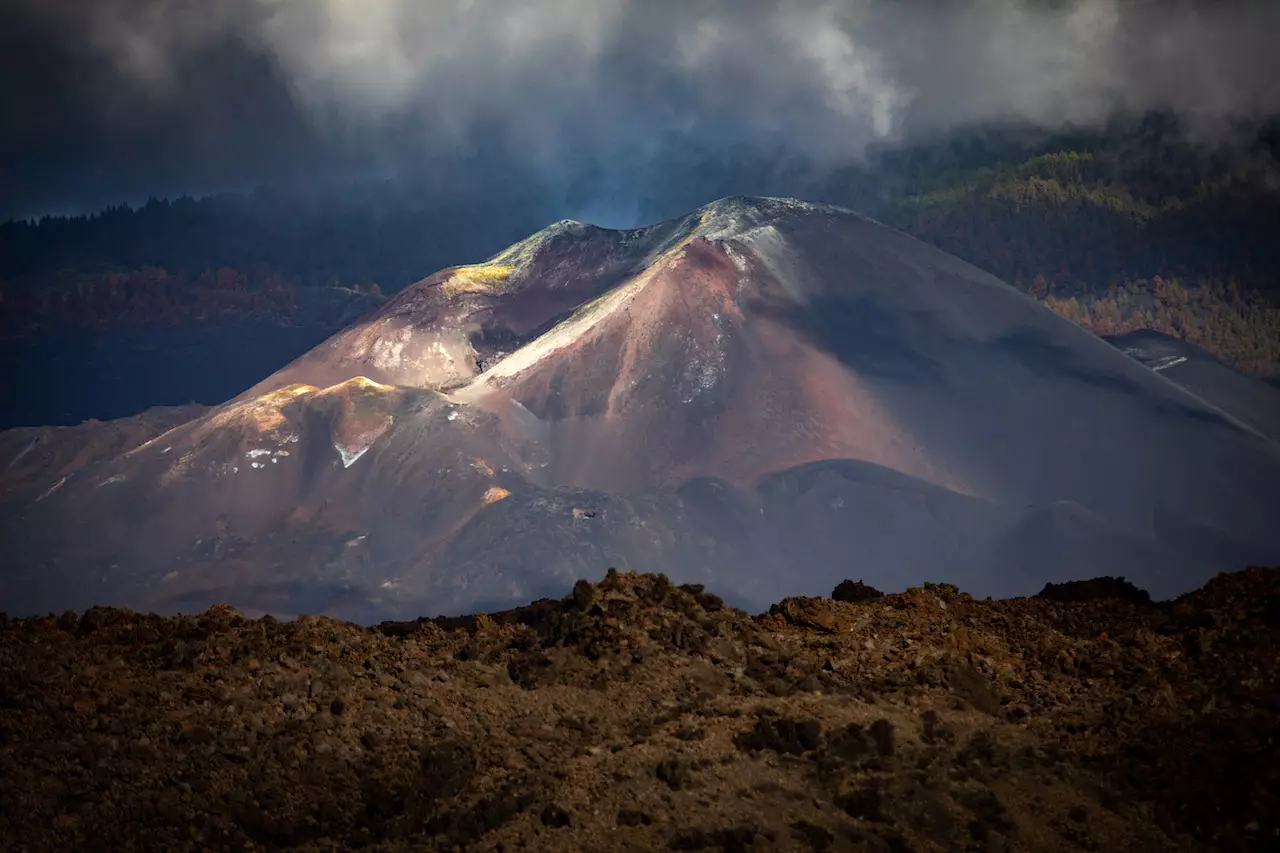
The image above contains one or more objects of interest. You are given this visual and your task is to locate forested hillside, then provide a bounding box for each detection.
[876,121,1280,375]
[0,187,545,334]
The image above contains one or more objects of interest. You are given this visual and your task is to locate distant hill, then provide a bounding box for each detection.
[0,276,384,430]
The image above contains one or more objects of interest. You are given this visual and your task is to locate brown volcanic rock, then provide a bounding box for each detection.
[1,567,1277,852]
[831,579,885,603]
[1036,576,1152,605]
[4,197,1280,619]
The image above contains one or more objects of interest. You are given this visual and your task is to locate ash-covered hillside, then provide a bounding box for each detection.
[3,197,1279,621]
[1103,329,1280,443]
[1,567,1277,852]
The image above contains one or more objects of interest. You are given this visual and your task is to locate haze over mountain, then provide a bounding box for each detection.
[5,1,1280,219]
[4,197,1277,621]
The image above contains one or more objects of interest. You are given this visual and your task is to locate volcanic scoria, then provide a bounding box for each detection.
[1,567,1277,852]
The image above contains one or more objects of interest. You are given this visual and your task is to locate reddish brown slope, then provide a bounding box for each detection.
[456,233,961,494]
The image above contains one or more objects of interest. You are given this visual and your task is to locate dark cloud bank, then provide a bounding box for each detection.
[2,0,1279,221]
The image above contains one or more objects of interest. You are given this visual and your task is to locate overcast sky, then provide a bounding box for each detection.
[2,0,1278,220]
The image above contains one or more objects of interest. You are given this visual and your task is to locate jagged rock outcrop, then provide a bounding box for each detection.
[1,567,1276,852]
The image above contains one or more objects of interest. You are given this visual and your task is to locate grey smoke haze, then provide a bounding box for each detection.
[2,0,1278,219]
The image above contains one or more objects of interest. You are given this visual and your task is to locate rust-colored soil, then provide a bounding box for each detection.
[2,567,1276,852]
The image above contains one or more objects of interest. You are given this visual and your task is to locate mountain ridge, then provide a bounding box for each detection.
[2,196,1278,621]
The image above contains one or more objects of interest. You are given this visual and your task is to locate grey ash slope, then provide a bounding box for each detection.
[2,197,1278,620]
[1104,329,1280,443]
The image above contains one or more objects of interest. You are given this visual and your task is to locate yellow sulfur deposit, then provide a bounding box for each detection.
[441,264,516,296]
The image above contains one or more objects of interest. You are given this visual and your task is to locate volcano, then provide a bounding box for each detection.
[3,197,1278,620]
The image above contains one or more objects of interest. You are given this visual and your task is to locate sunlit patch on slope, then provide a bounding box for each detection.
[440,263,517,297]
[483,219,592,269]
[481,485,511,506]
[205,384,318,435]
[694,197,847,241]
[315,376,400,469]
[326,376,391,393]
[332,314,480,389]
[132,386,320,484]
[718,241,750,275]
[36,475,68,502]
[733,225,816,304]
[369,326,412,371]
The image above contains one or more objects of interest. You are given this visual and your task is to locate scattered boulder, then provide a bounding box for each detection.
[831,579,885,603]
[1036,576,1152,604]
[735,716,823,756]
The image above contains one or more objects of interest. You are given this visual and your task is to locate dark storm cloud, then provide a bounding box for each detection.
[2,0,1279,219]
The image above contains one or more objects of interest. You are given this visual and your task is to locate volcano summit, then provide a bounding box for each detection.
[3,197,1278,620]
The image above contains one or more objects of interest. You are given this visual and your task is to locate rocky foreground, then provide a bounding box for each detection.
[1,569,1277,853]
